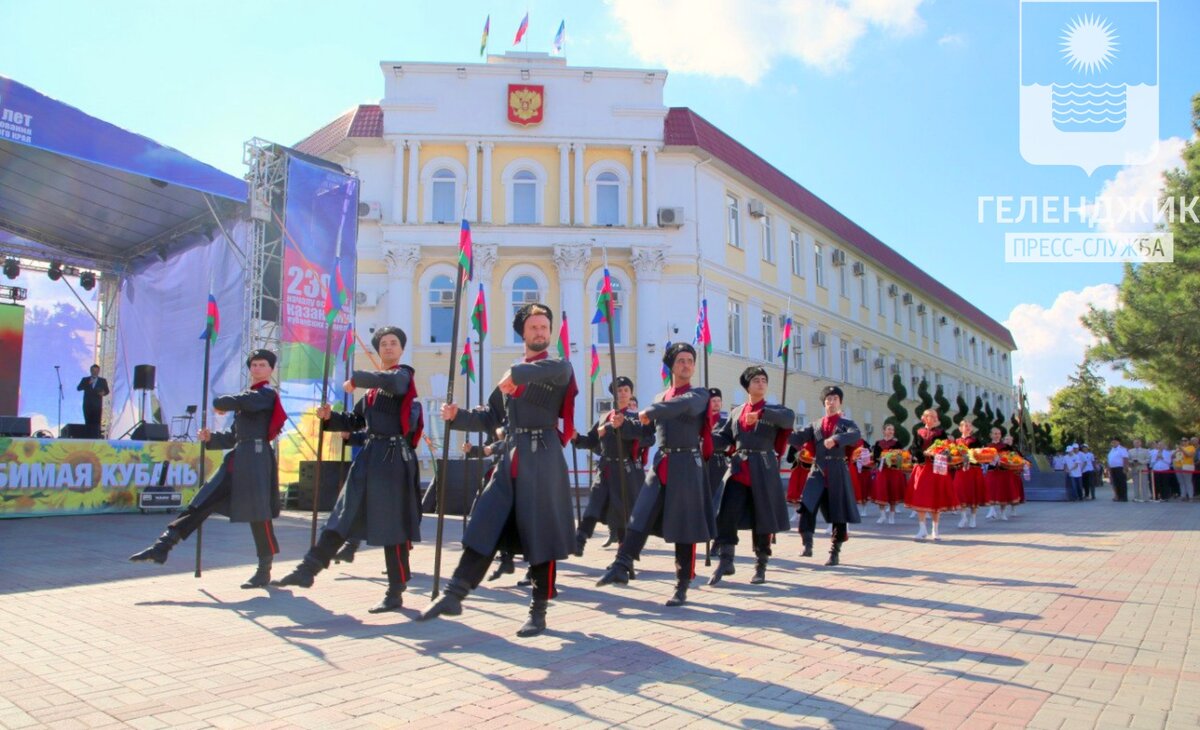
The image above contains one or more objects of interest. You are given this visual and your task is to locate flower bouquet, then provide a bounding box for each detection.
[969,446,999,465]
[925,439,969,467]
[997,451,1027,471]
[880,449,912,471]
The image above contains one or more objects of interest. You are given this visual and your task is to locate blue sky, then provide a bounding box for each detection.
[3,0,1199,412]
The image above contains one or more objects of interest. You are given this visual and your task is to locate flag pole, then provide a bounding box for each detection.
[461,339,473,532]
[565,311,582,526]
[310,189,352,546]
[476,324,486,519]
[699,279,713,566]
[194,285,215,579]
[781,297,792,408]
[597,247,632,539]
[431,197,473,599]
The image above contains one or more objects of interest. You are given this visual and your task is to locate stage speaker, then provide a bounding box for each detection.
[60,423,100,439]
[420,458,485,517]
[0,416,31,437]
[294,460,350,511]
[133,364,156,390]
[132,423,169,441]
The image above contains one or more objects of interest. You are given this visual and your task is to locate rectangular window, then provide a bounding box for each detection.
[512,181,537,224]
[838,257,848,299]
[817,341,828,377]
[860,353,869,387]
[790,229,803,277]
[894,295,901,324]
[858,265,867,304]
[596,184,619,226]
[878,357,886,391]
[432,181,456,223]
[877,278,884,314]
[727,300,743,355]
[908,303,915,331]
[794,323,804,372]
[920,310,928,337]
[839,340,849,383]
[761,215,774,263]
[814,242,825,287]
[761,312,775,363]
[726,193,741,249]
[933,312,941,343]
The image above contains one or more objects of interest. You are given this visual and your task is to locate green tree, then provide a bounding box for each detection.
[952,394,969,437]
[1083,92,1200,433]
[934,384,953,432]
[911,378,933,446]
[884,373,911,449]
[1047,362,1126,448]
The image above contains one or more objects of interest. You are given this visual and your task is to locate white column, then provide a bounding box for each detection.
[631,246,666,406]
[383,244,421,363]
[391,140,405,224]
[481,142,494,224]
[554,246,591,436]
[405,140,420,224]
[465,141,478,222]
[631,145,644,228]
[573,143,585,225]
[557,144,570,226]
[645,146,658,227]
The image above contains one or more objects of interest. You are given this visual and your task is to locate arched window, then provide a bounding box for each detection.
[431,169,456,223]
[512,170,537,224]
[428,275,455,343]
[596,172,620,226]
[510,275,541,344]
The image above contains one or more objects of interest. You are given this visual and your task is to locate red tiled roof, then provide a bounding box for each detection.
[664,107,1015,351]
[294,105,383,156]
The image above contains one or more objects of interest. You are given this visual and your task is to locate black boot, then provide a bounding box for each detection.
[487,554,515,581]
[517,568,533,587]
[751,551,768,584]
[824,538,842,567]
[596,555,633,586]
[129,527,182,564]
[602,534,617,547]
[708,544,736,586]
[573,530,588,557]
[241,556,272,589]
[801,532,814,558]
[333,540,359,564]
[271,555,321,588]
[418,577,470,621]
[665,580,689,607]
[516,598,548,637]
[368,587,404,613]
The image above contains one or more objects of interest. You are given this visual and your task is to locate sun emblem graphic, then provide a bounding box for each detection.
[1059,14,1118,75]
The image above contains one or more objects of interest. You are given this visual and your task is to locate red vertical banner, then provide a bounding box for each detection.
[0,304,24,415]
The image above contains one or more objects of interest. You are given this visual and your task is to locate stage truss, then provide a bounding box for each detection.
[242,138,286,386]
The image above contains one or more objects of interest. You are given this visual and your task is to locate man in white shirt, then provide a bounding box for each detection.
[1126,439,1150,501]
[1065,446,1084,501]
[1080,445,1096,500]
[1149,442,1172,502]
[1106,438,1129,502]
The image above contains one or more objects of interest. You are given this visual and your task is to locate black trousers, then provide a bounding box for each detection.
[309,531,410,588]
[617,529,696,584]
[797,491,847,542]
[714,482,772,553]
[83,405,101,427]
[454,547,557,601]
[578,514,626,541]
[167,475,277,559]
[1110,467,1127,501]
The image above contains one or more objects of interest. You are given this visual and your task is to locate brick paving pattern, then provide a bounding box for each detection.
[1,492,1197,728]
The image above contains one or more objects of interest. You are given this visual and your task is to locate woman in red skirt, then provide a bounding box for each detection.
[871,424,906,524]
[1003,435,1026,514]
[906,409,960,540]
[953,420,988,529]
[849,438,873,513]
[983,427,1016,520]
[785,441,814,505]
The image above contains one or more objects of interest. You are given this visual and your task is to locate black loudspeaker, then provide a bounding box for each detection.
[294,460,350,511]
[133,364,156,391]
[60,423,100,439]
[132,423,169,441]
[420,459,484,516]
[0,416,31,437]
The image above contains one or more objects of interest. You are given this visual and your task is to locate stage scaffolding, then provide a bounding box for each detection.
[241,138,287,386]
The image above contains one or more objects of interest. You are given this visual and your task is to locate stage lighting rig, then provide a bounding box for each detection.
[80,271,96,291]
[0,284,28,303]
[2,258,18,279]
[47,262,63,281]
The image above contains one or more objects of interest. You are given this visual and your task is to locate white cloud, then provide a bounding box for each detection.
[937,33,966,48]
[1005,283,1135,411]
[1090,137,1187,234]
[609,0,928,83]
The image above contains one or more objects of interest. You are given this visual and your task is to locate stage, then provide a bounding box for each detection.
[0,437,218,519]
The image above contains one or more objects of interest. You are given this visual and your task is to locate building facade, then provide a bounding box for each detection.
[296,52,1016,444]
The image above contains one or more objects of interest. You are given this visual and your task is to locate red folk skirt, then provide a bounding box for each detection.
[954,464,989,508]
[906,463,961,514]
[850,465,872,505]
[985,468,1023,505]
[873,467,907,506]
[786,464,810,504]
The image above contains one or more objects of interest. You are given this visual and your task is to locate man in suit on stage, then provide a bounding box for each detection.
[76,365,109,434]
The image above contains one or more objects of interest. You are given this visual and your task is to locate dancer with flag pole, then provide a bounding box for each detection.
[592,253,633,546]
[460,337,476,530]
[430,216,474,599]
[193,288,219,577]
[695,290,718,566]
[468,284,489,517]
[557,311,583,525]
[310,190,353,546]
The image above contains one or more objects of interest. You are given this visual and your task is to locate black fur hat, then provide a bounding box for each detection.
[820,385,844,402]
[739,366,768,391]
[609,376,634,396]
[246,349,277,369]
[371,326,407,351]
[662,341,696,369]
[512,302,554,337]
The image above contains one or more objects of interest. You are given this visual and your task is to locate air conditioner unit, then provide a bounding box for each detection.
[887,283,899,297]
[747,198,766,218]
[810,332,827,346]
[916,303,927,315]
[831,249,846,266]
[522,291,539,303]
[359,201,382,220]
[657,207,685,227]
[355,291,370,306]
[938,316,948,326]
[439,290,455,302]
[873,357,884,369]
[852,348,865,362]
[889,364,901,375]
[851,261,865,276]
[901,292,913,305]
